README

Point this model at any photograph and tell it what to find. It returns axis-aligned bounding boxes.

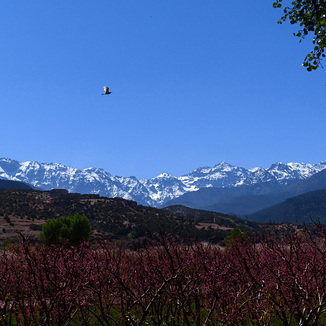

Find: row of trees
[1,227,326,325]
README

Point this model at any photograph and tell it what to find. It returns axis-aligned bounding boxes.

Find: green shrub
[225,227,248,247]
[40,214,91,246]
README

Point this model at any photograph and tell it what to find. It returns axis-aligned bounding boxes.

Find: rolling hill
[248,189,326,223]
[0,189,261,244]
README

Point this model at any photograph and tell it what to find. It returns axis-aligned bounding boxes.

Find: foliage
[224,227,248,247]
[0,190,239,244]
[273,0,326,70]
[40,214,91,246]
[2,228,326,324]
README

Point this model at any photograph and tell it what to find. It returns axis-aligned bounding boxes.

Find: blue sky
[1,1,325,179]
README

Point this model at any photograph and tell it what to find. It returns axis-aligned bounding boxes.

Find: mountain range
[166,168,326,216]
[1,158,326,220]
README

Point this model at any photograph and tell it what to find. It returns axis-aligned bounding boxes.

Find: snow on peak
[155,172,173,179]
[214,161,235,169]
[267,162,325,181]
[0,158,326,207]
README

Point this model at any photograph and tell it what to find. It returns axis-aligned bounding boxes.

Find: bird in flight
[102,86,112,95]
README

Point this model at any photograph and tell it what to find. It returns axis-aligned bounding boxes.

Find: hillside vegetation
[0,189,259,244]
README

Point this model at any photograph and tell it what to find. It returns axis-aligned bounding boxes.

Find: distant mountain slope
[1,158,325,208]
[164,181,286,215]
[165,169,326,216]
[0,178,33,190]
[248,189,326,223]
[164,205,258,229]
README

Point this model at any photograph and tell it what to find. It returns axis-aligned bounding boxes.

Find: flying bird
[102,86,112,95]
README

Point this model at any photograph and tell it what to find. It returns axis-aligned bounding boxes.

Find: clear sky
[1,1,325,179]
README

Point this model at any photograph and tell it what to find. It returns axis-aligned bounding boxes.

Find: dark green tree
[40,214,91,246]
[225,227,248,247]
[273,0,326,70]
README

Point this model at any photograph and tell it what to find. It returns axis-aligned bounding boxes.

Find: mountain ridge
[1,158,326,208]
[165,169,326,217]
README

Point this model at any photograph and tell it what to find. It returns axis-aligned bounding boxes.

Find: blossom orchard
[1,229,326,325]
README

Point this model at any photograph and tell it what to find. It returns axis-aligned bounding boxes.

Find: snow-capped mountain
[0,158,325,207]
